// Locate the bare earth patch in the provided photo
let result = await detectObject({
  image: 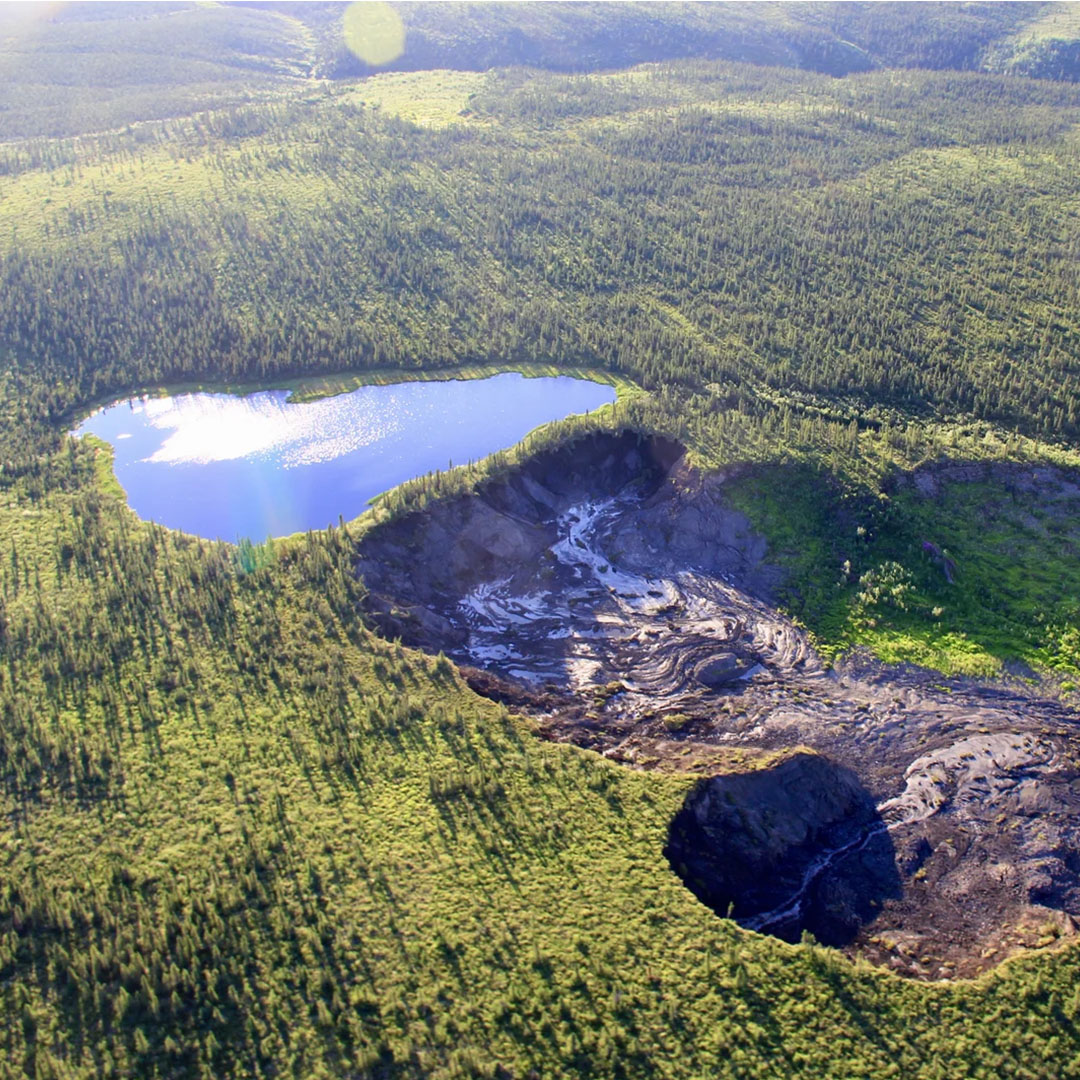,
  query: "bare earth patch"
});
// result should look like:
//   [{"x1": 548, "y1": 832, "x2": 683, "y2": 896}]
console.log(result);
[{"x1": 357, "y1": 432, "x2": 1080, "y2": 981}]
